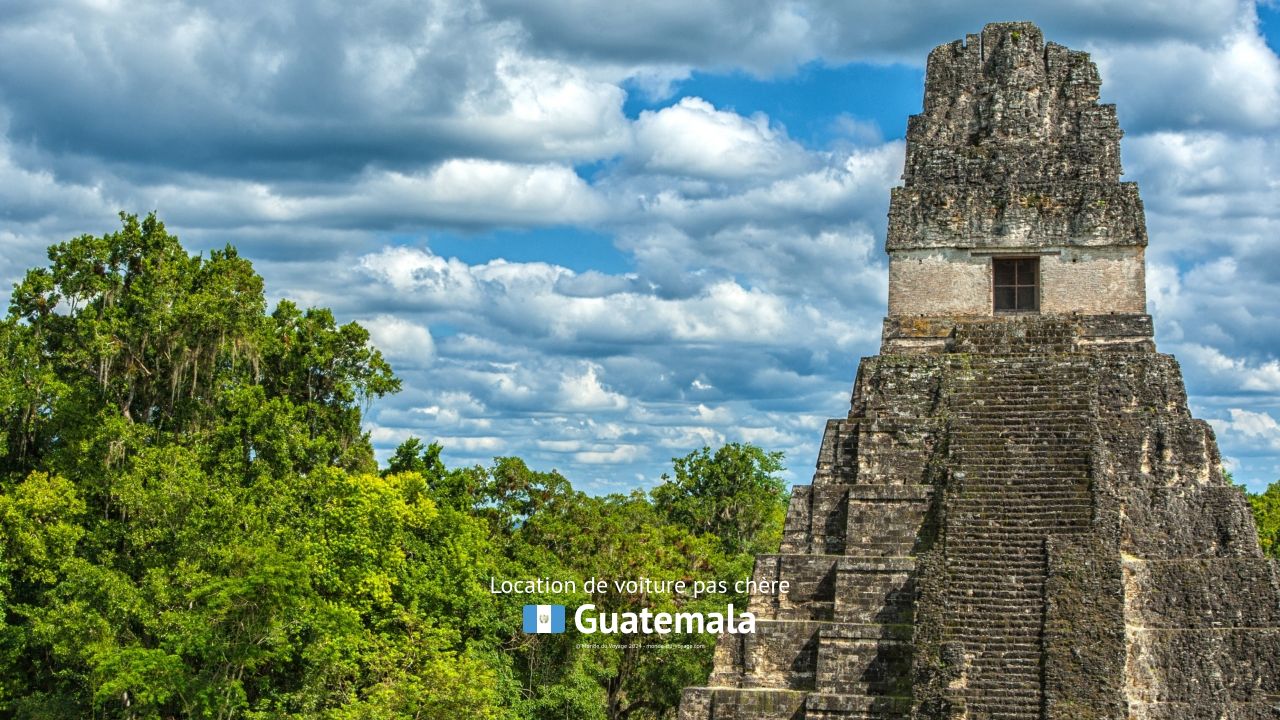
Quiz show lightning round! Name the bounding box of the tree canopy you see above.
[1244,480,1280,560]
[0,213,791,719]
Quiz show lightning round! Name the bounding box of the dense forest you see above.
[0,214,788,719]
[0,214,1274,718]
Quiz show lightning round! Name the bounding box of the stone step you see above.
[958,489,1089,498]
[947,537,1058,546]
[952,450,1090,456]
[951,400,1092,408]
[951,473,1091,481]
[952,389,1088,397]
[954,483,1090,491]
[952,453,1090,461]
[962,702,1042,718]
[804,692,912,720]
[948,525,1090,535]
[951,432,1092,441]
[962,395,1078,405]
[950,574,1047,586]
[952,437,1091,444]
[957,483,1090,490]
[948,638,1042,650]
[953,463,1091,470]
[947,520,1091,529]
[949,507,1091,515]
[843,548,918,559]
[954,414,1090,421]
[952,520,1090,532]
[947,560,1046,570]
[950,504,1091,515]
[948,570,1046,581]
[946,575,1046,586]
[952,412,1090,417]
[960,381,1092,389]
[953,370,1090,378]
[966,676,1042,688]
[949,400,1091,408]
[952,458,1091,466]
[814,634,913,697]
[953,493,1090,502]
[947,558,1049,568]
[960,480,1086,489]
[952,339,1079,345]
[953,410,1090,418]
[951,384,1092,392]
[963,698,1043,710]
[947,576,1046,587]
[946,593,1044,604]
[957,387,1091,396]
[951,492,1090,501]
[678,687,806,720]
[952,438,1091,447]
[946,616,1041,629]
[961,652,1043,665]
[953,332,1076,340]
[948,525,1088,536]
[949,525,1064,534]
[954,448,1090,454]
[842,537,920,546]
[951,380,1090,388]
[708,620,828,690]
[952,422,1090,435]
[946,581,1045,592]
[969,642,1043,653]
[952,480,1091,488]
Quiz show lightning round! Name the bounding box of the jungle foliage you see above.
[0,214,788,719]
[1244,479,1280,560]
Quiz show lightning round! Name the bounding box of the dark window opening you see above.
[993,258,1039,313]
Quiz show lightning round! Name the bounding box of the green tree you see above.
[385,437,445,479]
[516,490,724,720]
[1245,480,1280,560]
[259,302,400,473]
[489,445,789,720]
[0,213,797,720]
[651,443,787,557]
[0,214,499,719]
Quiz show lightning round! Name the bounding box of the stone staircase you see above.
[681,318,1104,720]
[939,321,1096,719]
[680,350,946,720]
[682,315,1280,718]
[683,480,933,720]
[678,15,1280,713]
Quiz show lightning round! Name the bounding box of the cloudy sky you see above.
[2,1,1279,492]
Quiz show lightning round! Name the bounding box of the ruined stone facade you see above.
[678,22,1280,720]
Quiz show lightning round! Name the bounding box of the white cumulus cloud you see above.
[361,315,435,365]
[632,97,810,179]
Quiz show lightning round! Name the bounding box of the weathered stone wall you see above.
[881,313,1155,354]
[888,251,989,317]
[903,24,1121,186]
[888,247,1145,317]
[887,184,1146,251]
[1043,535,1127,720]
[679,316,1280,720]
[884,20,1148,320]
[1041,247,1145,315]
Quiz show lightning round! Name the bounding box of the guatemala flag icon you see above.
[523,604,566,633]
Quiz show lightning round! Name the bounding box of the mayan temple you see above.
[678,22,1280,720]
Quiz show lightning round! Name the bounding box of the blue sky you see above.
[1,1,1279,492]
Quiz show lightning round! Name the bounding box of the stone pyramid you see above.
[679,21,1280,720]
